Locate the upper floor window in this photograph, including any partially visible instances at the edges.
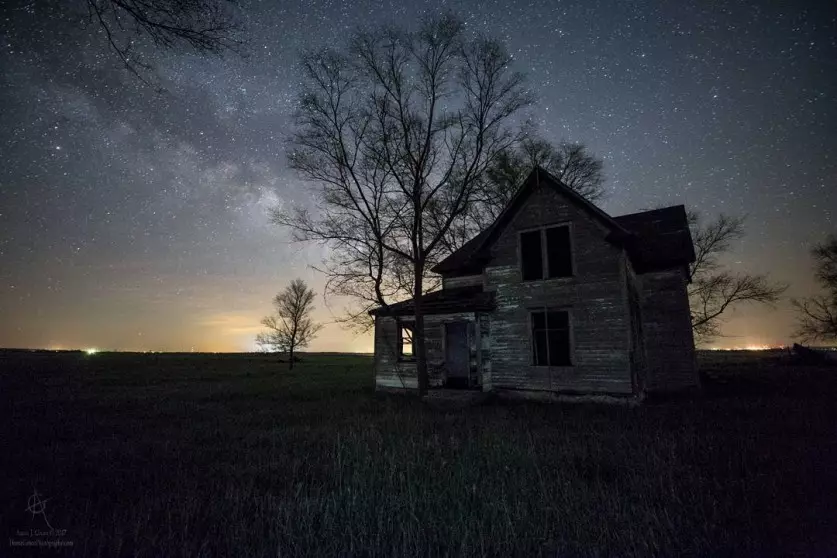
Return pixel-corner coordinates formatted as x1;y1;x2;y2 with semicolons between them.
520;224;573;281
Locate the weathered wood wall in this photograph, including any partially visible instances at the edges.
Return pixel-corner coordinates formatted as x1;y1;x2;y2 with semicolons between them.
478;312;492;391
373;179;695;398
483;179;634;394
639;268;699;391
374;312;485;389
626;260;648;392
442;274;483;289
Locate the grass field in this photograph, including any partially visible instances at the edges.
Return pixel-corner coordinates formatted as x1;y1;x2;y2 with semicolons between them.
2;350;836;556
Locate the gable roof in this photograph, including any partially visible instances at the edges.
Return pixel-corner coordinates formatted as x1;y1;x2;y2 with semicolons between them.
433;167;631;275
368;285;495;316
432;166;695;276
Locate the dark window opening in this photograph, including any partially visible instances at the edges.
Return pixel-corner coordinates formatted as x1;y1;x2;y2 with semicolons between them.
520;225;573;281
520;229;543;280
546;226;573;278
531;310;571;366
398;322;414;360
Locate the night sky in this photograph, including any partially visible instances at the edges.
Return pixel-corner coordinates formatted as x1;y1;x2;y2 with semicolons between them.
1;0;835;352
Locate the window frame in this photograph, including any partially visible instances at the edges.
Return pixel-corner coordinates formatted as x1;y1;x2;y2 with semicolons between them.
518;222;575;282
529;308;574;367
396;318;416;362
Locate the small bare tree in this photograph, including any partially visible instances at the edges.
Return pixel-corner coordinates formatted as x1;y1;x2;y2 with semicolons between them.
82;0;241;84
688;212;788;341
793;235;837;341
275;13;532;395
256;279;323;369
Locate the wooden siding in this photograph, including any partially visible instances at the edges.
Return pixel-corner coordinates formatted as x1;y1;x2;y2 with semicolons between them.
639;268;699;391
374;316;418;388
478;312;492;391
373;175;695;398
483;179;634;394
442;274;483;289
626;258;648;392
374;312;486;389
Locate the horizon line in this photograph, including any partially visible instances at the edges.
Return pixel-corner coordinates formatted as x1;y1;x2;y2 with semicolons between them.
0;347;374;355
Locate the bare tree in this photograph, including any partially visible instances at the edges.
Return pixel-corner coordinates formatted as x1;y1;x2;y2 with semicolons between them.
82;0;241;84
436;133;606;253
688;212;788;341
477;135;604;223
793;235;837;341
256;279;323;369
274;13;532;395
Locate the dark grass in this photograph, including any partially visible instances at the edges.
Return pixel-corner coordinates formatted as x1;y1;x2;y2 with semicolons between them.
2;350;837;556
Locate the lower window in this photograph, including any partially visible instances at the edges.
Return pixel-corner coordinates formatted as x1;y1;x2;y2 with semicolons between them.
398;321;414;361
531;310;571;366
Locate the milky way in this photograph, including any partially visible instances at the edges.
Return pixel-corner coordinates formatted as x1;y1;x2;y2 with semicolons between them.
1;0;835;351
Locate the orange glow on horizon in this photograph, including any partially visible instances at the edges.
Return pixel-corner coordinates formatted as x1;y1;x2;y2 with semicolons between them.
706;345;786;351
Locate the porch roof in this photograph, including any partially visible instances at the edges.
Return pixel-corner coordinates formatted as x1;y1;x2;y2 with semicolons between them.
369;285;495;317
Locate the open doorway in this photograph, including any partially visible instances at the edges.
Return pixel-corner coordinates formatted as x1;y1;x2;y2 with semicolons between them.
444;322;471;389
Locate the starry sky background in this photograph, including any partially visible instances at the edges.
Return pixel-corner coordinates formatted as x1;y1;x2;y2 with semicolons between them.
1;0;835;352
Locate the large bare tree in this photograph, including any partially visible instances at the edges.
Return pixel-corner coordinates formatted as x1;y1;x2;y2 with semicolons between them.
275;13;532;394
82;0;241;84
315;132;605;332
256;279;323;369
793;235;837;341
688;212;787;342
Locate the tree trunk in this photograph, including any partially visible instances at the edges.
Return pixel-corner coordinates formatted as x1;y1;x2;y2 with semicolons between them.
413;263;429;397
289;346;294;370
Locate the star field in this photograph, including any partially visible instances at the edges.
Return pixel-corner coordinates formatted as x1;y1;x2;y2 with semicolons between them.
1;0;835;351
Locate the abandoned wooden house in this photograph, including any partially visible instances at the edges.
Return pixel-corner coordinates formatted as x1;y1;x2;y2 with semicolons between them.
370;167;699;399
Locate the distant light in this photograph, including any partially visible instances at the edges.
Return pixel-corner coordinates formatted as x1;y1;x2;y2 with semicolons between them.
708;345;782;351
85;348;98;355
744;345;783;351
